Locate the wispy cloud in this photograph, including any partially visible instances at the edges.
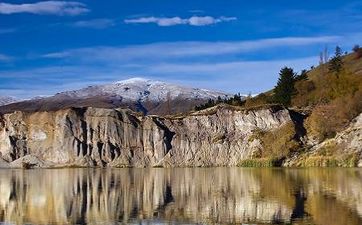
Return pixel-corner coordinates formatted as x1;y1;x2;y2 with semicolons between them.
5;31;358;98
188;10;204;14
149;57;317;76
71;19;115;29
43;36;340;61
0;1;89;16
0;65;131;98
0;56;317;98
0;53;12;62
0;28;17;34
8;34;343;98
279;2;362;33
124;16;237;26
147;57;318;92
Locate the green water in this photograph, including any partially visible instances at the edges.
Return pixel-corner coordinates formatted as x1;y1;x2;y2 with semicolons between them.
0;168;361;225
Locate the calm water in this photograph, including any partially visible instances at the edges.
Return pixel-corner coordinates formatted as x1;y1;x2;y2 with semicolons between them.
0;168;361;225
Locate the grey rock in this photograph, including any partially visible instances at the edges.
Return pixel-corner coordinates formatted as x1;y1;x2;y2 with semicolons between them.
0;105;292;167
0;157;9;168
10;155;49;168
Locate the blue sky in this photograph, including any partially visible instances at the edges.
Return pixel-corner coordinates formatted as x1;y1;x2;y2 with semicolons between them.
0;0;361;98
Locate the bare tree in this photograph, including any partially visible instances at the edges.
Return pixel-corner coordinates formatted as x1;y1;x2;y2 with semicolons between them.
319;46;329;65
319;46;329;77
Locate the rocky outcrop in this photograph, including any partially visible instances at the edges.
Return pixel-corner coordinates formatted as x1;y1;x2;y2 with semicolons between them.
328;113;362;153
284;112;362;167
10;155;49;168
0;105;294;167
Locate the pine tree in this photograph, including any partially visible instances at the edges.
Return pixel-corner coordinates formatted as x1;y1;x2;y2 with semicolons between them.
329;46;344;75
352;45;360;53
273;67;296;106
352;44;362;59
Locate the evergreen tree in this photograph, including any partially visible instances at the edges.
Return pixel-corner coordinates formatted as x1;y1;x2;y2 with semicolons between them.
273;67;296;106
216;96;223;103
352;44;362;59
352;45;360;53
329;46;344;75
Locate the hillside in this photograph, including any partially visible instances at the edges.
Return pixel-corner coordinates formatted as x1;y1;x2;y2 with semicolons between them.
189;48;362;167
205;49;362;137
231;48;362;166
0;49;361;168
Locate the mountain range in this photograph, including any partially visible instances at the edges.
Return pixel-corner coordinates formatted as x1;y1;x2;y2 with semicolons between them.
0;96;17;107
0;78;230;115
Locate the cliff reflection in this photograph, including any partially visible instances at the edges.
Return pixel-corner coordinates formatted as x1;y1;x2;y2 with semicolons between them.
0;168;361;225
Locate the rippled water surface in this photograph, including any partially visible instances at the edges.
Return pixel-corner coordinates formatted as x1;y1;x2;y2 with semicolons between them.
0;168;361;225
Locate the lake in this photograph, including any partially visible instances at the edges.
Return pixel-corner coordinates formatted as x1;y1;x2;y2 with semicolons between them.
0;168;361;225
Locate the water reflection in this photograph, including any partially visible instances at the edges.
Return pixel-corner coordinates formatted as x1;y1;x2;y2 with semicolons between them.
0;168;361;225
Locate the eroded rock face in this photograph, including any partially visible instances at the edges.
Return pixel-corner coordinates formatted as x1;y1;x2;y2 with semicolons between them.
334;113;362;153
0;105;293;167
312;113;362;165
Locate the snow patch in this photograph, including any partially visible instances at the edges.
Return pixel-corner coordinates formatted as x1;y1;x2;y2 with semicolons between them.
0;96;18;106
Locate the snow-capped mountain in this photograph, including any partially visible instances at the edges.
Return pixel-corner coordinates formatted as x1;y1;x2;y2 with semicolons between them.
57;78;229;102
0;78;231;115
0;96;18;106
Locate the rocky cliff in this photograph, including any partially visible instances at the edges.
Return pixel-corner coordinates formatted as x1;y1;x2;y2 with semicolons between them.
0;105;294;168
285;112;362;167
0;104;360;168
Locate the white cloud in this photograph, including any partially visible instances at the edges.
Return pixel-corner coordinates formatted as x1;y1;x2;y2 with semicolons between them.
0;1;89;16
189;16;237;26
124;16;186;26
43;36;340;61
124;16;237;26
71;19;115;29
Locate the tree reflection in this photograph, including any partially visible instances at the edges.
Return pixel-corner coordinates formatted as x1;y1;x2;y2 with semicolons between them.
0;168;360;225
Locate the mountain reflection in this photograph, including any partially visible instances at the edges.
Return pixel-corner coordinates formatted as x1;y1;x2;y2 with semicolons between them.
0;168;361;225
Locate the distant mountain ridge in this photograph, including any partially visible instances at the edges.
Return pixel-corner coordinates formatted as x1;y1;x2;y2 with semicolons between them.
0;78;230;115
57;77;228;102
0;96;17;106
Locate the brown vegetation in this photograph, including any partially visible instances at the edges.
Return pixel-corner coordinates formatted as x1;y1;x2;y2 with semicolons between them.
252;122;300;160
305;90;362;140
288;138;360;167
290;51;362;141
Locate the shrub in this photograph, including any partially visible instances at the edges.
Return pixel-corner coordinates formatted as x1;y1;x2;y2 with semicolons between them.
353;45;360;52
328;71;358;99
292;67;359;107
299;154;359;167
292;80;316;107
244;93;272;108
352;45;362;59
238;158;281;167
260;121;300;159
306;89;362;141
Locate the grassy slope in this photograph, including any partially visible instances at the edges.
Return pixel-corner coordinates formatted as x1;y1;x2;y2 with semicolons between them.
239;51;362;167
